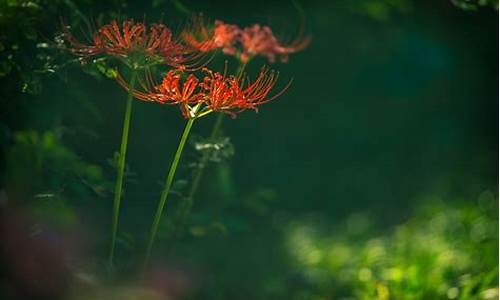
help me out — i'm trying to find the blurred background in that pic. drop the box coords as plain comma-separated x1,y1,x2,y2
0,0,498,299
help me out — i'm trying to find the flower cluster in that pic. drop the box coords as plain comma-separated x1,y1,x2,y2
62,19,202,69
117,67,288,118
63,17,307,119
61,16,308,269
183,19,310,63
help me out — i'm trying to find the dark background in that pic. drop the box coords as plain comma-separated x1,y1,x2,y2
0,0,498,299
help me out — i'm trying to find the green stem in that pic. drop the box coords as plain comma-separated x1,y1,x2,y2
108,70,137,268
173,114,221,233
186,112,223,203
144,117,196,267
189,62,246,194
173,61,248,238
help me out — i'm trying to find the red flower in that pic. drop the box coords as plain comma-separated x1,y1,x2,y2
116,70,202,105
239,24,310,63
182,19,310,63
117,67,288,118
157,71,202,104
62,19,202,69
182,19,241,55
200,67,287,116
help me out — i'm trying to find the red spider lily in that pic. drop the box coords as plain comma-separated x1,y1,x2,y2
116,67,288,118
157,71,203,104
182,19,310,64
62,19,203,69
239,24,310,63
182,19,241,55
116,70,202,105
200,67,289,116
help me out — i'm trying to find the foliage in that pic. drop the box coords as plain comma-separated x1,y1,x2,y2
6,130,108,202
344,0,413,22
0,0,497,299
451,0,499,10
284,193,499,299
190,135,235,165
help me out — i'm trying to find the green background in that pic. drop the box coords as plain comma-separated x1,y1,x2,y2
0,0,498,299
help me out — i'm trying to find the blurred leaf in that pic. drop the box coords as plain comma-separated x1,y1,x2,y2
451,0,499,10
117,231,136,251
0,60,13,76
190,135,235,164
96,60,118,79
285,198,499,299
7,130,108,200
30,196,78,227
